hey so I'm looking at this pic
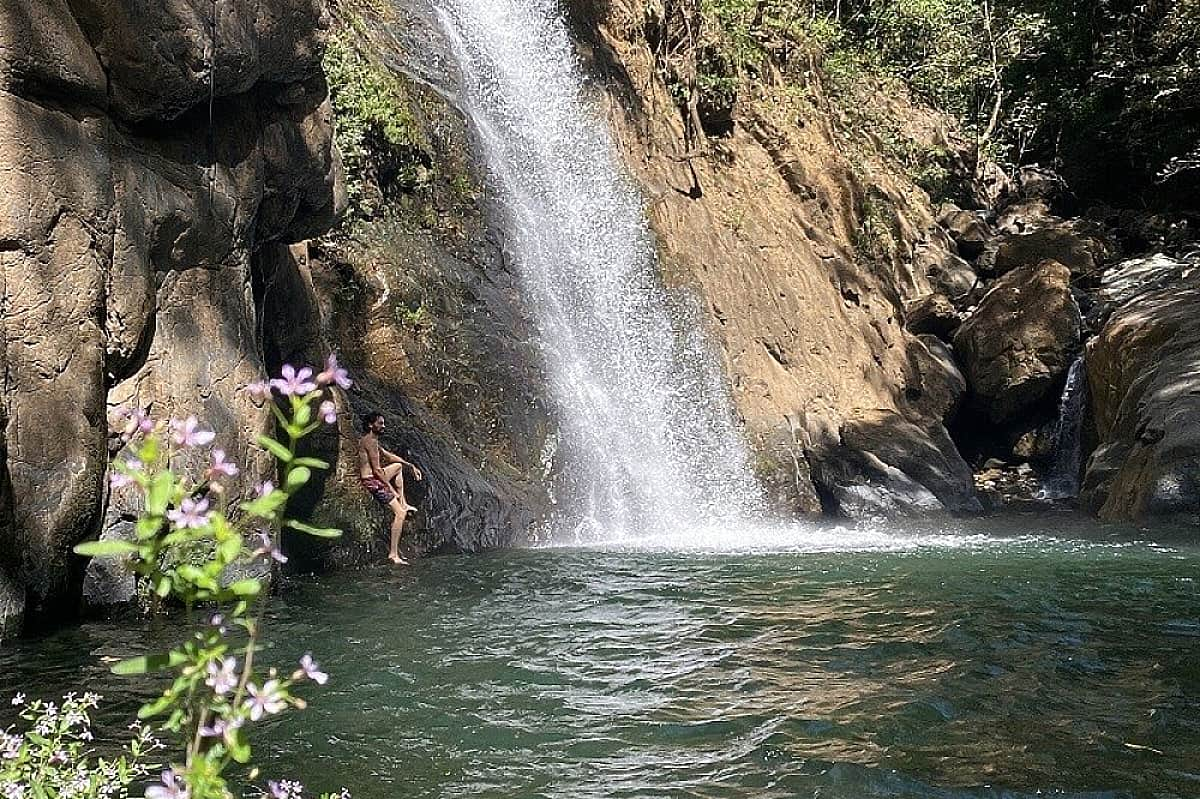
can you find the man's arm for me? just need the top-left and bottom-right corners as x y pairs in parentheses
(381, 446), (423, 481)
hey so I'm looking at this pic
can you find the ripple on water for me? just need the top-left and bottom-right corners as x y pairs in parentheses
(2, 520), (1198, 798)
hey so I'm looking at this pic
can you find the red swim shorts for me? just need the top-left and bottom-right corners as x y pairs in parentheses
(359, 476), (395, 505)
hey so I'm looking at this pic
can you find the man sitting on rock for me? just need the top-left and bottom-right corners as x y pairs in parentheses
(357, 411), (423, 565)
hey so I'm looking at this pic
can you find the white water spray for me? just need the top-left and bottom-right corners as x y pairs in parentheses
(431, 0), (763, 539)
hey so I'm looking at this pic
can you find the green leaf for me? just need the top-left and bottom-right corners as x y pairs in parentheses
(270, 401), (292, 429)
(292, 456), (331, 470)
(145, 470), (176, 516)
(284, 519), (343, 538)
(286, 466), (312, 491)
(137, 435), (160, 467)
(217, 533), (243, 563)
(229, 727), (252, 763)
(257, 435), (293, 463)
(294, 400), (313, 428)
(135, 515), (163, 540)
(240, 489), (286, 520)
(112, 652), (176, 675)
(227, 578), (262, 597)
(73, 540), (139, 558)
(154, 575), (172, 598)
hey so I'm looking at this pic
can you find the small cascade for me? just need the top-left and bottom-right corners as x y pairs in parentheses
(1040, 357), (1088, 500)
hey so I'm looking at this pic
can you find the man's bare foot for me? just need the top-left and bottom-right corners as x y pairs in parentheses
(388, 553), (409, 566)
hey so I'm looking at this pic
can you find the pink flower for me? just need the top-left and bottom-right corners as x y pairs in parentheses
(316, 353), (352, 390)
(109, 458), (143, 489)
(270, 365), (318, 397)
(205, 657), (239, 696)
(170, 416), (215, 448)
(209, 449), (239, 478)
(268, 780), (304, 799)
(145, 770), (188, 799)
(253, 531), (288, 564)
(113, 406), (155, 441)
(256, 481), (275, 498)
(319, 400), (337, 425)
(296, 653), (328, 685)
(245, 380), (273, 401)
(167, 497), (211, 530)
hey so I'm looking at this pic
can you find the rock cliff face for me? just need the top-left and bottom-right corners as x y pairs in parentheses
(1082, 253), (1200, 519)
(0, 0), (344, 635)
(566, 1), (981, 518)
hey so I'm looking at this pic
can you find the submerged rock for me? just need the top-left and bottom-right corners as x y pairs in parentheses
(953, 260), (1082, 423)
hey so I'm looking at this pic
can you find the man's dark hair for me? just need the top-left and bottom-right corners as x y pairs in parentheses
(360, 411), (384, 432)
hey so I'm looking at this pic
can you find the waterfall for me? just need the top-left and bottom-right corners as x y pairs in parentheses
(431, 0), (763, 538)
(1041, 357), (1087, 500)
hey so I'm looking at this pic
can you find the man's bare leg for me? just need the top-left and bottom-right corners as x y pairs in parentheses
(382, 463), (416, 512)
(386, 497), (410, 565)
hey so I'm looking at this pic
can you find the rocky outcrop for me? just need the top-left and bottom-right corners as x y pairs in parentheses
(953, 260), (1082, 424)
(0, 0), (343, 636)
(571, 0), (980, 519)
(1082, 253), (1200, 519)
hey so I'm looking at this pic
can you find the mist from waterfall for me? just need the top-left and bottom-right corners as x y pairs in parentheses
(431, 0), (763, 539)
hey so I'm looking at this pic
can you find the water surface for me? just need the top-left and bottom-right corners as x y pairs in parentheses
(3, 516), (1198, 798)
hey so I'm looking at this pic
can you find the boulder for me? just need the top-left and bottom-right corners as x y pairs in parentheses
(911, 334), (966, 423)
(905, 293), (960, 339)
(1082, 271), (1200, 519)
(914, 243), (977, 304)
(81, 522), (138, 610)
(995, 198), (1054, 235)
(953, 260), (1082, 423)
(938, 205), (991, 259)
(1098, 251), (1199, 307)
(811, 410), (980, 518)
(0, 572), (22, 641)
(1015, 166), (1069, 203)
(979, 226), (1104, 278)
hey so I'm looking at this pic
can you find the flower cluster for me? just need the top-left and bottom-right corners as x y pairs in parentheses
(74, 361), (351, 799)
(1, 693), (161, 799)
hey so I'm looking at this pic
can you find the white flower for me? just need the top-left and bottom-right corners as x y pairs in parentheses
(244, 680), (286, 721)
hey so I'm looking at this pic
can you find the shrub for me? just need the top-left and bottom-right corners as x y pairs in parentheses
(1, 693), (160, 799)
(0, 358), (360, 799)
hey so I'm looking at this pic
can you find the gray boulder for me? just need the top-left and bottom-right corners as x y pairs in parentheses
(939, 205), (991, 260)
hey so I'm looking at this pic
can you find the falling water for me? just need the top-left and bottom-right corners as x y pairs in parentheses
(1041, 357), (1088, 500)
(431, 0), (763, 538)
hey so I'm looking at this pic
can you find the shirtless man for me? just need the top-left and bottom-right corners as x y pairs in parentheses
(357, 411), (423, 565)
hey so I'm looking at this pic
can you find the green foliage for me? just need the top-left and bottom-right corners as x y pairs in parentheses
(324, 24), (429, 219)
(48, 364), (352, 799)
(685, 0), (1199, 203)
(854, 193), (900, 267)
(1, 693), (160, 799)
